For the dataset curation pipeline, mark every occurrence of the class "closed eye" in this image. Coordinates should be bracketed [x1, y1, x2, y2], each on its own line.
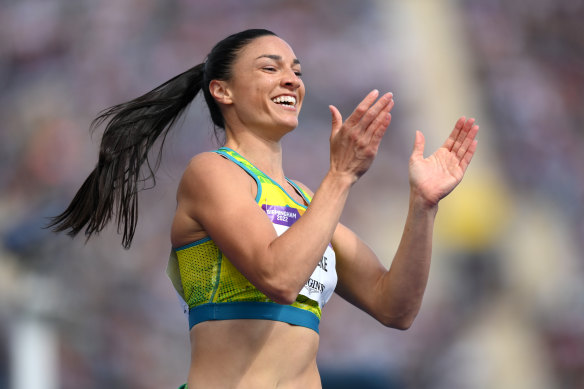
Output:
[262, 65, 302, 77]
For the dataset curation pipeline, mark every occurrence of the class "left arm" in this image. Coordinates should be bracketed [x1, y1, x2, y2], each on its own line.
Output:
[333, 117, 479, 329]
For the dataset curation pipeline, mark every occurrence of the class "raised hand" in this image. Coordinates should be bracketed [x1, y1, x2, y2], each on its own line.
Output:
[409, 117, 479, 207]
[328, 90, 395, 183]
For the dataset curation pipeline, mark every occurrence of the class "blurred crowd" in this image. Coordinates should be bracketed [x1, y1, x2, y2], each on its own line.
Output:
[0, 0, 582, 388]
[463, 1, 584, 387]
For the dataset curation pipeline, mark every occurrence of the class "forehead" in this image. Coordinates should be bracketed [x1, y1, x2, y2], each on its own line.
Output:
[237, 35, 298, 63]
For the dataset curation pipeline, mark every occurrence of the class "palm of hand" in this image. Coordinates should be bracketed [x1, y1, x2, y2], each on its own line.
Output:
[408, 117, 479, 207]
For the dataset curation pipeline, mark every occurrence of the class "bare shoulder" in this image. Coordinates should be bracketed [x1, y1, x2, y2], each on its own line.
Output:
[179, 152, 253, 195]
[182, 151, 239, 181]
[172, 151, 259, 246]
[177, 151, 256, 216]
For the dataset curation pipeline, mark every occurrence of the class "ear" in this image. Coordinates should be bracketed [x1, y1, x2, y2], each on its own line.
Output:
[209, 80, 233, 105]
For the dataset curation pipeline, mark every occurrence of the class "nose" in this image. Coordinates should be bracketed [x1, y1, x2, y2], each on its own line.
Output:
[281, 69, 301, 89]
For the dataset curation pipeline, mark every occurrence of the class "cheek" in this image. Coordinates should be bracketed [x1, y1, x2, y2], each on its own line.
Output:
[298, 85, 306, 108]
[298, 81, 306, 97]
[251, 79, 275, 99]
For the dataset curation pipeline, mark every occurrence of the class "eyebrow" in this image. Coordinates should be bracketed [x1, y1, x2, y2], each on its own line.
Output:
[256, 54, 300, 65]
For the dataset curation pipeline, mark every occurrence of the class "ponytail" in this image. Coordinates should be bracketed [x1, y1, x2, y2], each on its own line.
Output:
[49, 63, 205, 248]
[50, 29, 277, 249]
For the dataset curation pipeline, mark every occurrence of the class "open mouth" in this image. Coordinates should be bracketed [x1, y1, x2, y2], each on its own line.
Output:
[271, 95, 297, 107]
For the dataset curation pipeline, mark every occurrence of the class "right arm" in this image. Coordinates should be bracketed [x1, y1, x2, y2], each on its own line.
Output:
[175, 90, 394, 304]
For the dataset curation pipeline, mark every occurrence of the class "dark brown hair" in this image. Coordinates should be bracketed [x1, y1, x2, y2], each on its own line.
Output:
[48, 29, 277, 248]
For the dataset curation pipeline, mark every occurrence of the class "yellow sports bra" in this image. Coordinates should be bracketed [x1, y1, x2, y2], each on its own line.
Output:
[166, 147, 337, 333]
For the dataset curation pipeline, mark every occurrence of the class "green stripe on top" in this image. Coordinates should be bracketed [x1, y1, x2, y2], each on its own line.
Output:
[213, 148, 264, 203]
[217, 147, 309, 210]
[216, 147, 272, 184]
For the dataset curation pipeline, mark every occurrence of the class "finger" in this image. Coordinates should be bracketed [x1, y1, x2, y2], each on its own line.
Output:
[329, 105, 343, 138]
[359, 93, 394, 135]
[456, 124, 479, 160]
[344, 89, 380, 127]
[451, 117, 476, 154]
[410, 130, 425, 161]
[363, 97, 394, 145]
[442, 116, 466, 151]
[368, 110, 392, 150]
[459, 139, 478, 172]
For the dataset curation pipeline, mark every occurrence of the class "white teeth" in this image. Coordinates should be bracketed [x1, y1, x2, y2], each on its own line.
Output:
[272, 96, 296, 106]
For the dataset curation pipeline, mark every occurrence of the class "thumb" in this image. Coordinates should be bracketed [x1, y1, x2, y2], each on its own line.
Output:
[411, 130, 425, 161]
[329, 105, 342, 137]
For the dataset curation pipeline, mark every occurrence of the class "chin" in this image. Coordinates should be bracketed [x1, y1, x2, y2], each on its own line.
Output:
[270, 115, 298, 131]
[280, 120, 299, 132]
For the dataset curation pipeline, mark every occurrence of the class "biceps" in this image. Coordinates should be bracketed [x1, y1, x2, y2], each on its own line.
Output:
[196, 195, 279, 271]
[176, 155, 283, 286]
[179, 176, 277, 284]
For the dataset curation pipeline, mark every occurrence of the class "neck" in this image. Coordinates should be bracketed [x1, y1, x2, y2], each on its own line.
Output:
[224, 129, 285, 182]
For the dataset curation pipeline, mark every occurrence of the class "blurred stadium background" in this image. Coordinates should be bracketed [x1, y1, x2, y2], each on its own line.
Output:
[1, 0, 583, 388]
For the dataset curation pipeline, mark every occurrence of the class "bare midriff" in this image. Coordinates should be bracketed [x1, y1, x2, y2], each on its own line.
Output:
[187, 319, 321, 389]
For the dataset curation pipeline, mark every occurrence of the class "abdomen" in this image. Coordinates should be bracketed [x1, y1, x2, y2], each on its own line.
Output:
[188, 319, 321, 389]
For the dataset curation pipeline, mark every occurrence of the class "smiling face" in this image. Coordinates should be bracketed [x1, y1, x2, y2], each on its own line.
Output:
[210, 35, 305, 139]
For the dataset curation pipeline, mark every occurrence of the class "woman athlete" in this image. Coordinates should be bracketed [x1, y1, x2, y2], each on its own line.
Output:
[50, 29, 479, 388]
